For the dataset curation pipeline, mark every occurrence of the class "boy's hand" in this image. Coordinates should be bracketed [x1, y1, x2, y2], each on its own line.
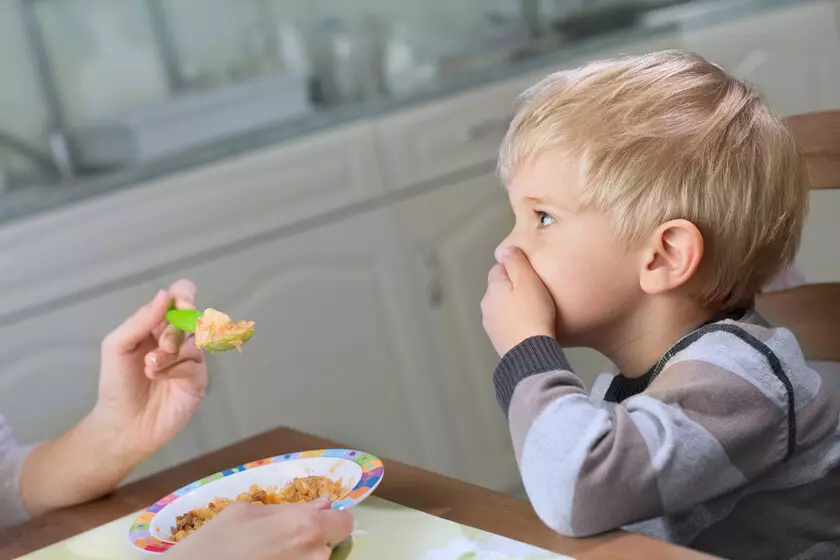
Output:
[94, 279, 207, 457]
[482, 247, 557, 356]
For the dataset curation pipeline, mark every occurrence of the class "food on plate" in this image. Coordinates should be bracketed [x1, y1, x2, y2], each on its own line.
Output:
[169, 476, 346, 542]
[194, 308, 255, 352]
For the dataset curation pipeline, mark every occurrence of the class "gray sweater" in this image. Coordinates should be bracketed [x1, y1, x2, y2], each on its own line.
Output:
[494, 310, 840, 559]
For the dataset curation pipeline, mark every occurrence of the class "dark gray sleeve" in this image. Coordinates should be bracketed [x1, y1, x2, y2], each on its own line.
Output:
[494, 336, 574, 414]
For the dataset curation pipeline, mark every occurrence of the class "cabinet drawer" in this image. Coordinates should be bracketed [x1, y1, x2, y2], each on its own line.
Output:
[374, 29, 683, 192]
[0, 122, 384, 317]
[374, 74, 542, 191]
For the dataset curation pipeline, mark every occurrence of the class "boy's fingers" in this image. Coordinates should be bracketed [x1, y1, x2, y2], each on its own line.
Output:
[487, 263, 511, 286]
[500, 247, 540, 287]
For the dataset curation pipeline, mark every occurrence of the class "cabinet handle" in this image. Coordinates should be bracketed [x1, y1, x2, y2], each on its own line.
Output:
[421, 248, 445, 307]
[457, 116, 511, 143]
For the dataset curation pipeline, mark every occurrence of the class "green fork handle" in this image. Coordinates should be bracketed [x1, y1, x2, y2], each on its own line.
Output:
[164, 302, 203, 333]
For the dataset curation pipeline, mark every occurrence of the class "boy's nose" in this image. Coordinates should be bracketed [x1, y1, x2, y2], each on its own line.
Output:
[494, 242, 517, 264]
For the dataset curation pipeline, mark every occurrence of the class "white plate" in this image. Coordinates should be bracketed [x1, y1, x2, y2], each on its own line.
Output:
[128, 448, 384, 554]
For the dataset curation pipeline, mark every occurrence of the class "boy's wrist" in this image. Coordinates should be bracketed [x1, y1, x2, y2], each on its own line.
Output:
[498, 335, 569, 375]
[495, 327, 557, 358]
[494, 336, 571, 415]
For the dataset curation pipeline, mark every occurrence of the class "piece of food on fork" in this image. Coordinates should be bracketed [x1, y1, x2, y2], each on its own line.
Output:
[165, 305, 255, 353]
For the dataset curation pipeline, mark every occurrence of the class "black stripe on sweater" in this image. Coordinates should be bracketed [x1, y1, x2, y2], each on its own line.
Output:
[604, 323, 797, 460]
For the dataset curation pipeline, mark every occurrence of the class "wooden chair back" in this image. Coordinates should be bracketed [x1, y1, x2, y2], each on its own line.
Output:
[755, 110, 840, 362]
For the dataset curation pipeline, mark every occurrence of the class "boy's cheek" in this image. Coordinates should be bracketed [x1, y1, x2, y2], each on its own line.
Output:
[529, 261, 561, 303]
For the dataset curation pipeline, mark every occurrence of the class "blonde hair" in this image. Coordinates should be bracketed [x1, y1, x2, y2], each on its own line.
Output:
[499, 50, 808, 311]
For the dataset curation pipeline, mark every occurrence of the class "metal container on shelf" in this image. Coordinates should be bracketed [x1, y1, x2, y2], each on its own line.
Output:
[67, 72, 312, 169]
[310, 16, 386, 106]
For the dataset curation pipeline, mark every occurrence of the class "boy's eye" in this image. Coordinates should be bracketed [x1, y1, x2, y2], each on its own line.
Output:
[535, 211, 556, 228]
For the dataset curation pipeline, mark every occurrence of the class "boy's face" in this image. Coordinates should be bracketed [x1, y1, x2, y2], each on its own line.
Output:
[497, 151, 643, 347]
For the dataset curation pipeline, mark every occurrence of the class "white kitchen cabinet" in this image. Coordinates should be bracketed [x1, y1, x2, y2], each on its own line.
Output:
[390, 172, 617, 491]
[373, 73, 541, 191]
[372, 29, 682, 195]
[393, 172, 523, 493]
[680, 0, 840, 117]
[151, 204, 461, 479]
[0, 122, 384, 320]
[0, 202, 463, 485]
[0, 121, 394, 483]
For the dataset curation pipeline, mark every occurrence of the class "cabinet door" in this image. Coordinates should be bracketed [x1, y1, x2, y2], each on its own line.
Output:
[680, 1, 840, 116]
[373, 30, 682, 194]
[159, 205, 457, 477]
[0, 206, 456, 484]
[374, 75, 538, 191]
[0, 122, 384, 319]
[393, 173, 523, 492]
[393, 173, 618, 491]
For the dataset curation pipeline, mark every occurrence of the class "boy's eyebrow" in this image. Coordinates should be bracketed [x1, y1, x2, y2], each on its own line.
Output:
[524, 195, 548, 204]
[524, 195, 571, 210]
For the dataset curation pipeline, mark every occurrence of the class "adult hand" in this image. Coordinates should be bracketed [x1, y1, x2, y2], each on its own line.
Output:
[95, 279, 208, 457]
[20, 280, 209, 516]
[165, 499, 354, 560]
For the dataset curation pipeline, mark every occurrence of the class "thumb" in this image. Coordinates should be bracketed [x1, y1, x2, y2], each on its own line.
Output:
[310, 497, 332, 510]
[500, 247, 540, 287]
[252, 498, 331, 521]
[106, 289, 170, 353]
[286, 497, 331, 511]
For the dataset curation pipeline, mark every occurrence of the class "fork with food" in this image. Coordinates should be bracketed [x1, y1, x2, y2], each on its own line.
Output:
[165, 305, 255, 352]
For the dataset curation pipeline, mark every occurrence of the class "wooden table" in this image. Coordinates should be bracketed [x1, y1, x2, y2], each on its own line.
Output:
[0, 427, 713, 560]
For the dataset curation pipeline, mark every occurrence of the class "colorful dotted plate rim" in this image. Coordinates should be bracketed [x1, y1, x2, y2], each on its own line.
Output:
[128, 448, 384, 553]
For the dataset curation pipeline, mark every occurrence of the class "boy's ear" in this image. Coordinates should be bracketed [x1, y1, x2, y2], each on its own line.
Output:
[639, 219, 704, 296]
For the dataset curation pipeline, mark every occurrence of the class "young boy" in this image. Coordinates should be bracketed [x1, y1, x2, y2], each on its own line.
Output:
[481, 50, 840, 559]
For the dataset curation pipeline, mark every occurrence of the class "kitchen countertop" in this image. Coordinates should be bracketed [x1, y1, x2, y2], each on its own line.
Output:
[0, 426, 714, 560]
[0, 0, 817, 226]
